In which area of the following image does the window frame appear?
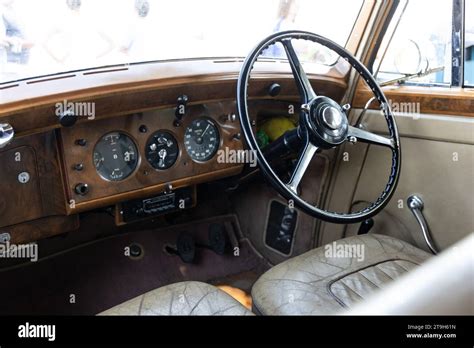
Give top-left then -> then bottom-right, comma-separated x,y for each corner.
452,0 -> 465,86
372,0 -> 472,88
463,0 -> 474,86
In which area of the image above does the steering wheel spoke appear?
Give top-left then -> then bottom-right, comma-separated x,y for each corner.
347,126 -> 395,149
281,38 -> 317,103
287,141 -> 318,194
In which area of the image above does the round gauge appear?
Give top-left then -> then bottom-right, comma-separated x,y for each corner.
93,132 -> 138,181
184,118 -> 220,162
145,131 -> 179,170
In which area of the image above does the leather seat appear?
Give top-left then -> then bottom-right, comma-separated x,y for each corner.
251,234 -> 431,315
100,281 -> 253,316
348,234 -> 474,315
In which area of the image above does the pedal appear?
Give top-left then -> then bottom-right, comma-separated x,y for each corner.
176,233 -> 196,263
208,223 -> 228,255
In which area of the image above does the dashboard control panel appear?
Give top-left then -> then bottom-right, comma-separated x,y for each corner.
59,101 -> 244,213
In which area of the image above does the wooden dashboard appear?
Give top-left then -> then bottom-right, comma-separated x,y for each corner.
0,59 -> 347,243
59,101 -> 244,214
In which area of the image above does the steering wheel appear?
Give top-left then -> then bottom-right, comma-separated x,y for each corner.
237,31 -> 401,224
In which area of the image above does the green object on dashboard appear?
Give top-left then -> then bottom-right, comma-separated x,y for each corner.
256,130 -> 270,148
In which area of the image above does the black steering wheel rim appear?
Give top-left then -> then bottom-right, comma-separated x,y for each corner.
237,30 -> 401,224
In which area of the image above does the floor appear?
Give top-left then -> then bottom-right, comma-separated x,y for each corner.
0,215 -> 269,315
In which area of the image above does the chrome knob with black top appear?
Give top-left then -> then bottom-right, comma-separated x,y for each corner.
75,183 -> 89,196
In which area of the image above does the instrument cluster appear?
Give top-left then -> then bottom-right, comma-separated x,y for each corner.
59,101 -> 244,211
91,117 -> 221,182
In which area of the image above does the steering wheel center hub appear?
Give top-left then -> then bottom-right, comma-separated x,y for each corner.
305,97 -> 349,149
322,106 -> 343,129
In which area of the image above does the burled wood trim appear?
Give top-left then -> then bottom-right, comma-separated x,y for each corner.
0,58 -> 347,135
3,215 -> 79,244
70,166 -> 241,214
353,85 -> 474,117
0,131 -> 67,228
0,75 -> 346,137
59,101 -> 245,213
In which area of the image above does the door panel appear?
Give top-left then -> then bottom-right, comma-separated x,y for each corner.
341,110 -> 473,251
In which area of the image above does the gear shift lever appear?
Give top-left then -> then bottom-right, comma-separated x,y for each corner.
407,195 -> 438,254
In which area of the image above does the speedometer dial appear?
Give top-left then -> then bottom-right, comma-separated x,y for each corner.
93,132 -> 138,181
184,118 -> 220,162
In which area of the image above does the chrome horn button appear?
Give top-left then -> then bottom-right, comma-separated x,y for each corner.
303,96 -> 349,149
321,106 -> 343,130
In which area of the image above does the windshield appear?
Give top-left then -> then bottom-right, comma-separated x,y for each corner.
0,0 -> 363,84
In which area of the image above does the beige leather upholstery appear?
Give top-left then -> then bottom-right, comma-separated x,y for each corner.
348,234 -> 474,315
100,281 -> 253,316
252,234 -> 431,315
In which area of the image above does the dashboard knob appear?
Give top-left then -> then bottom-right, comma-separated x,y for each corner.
59,110 -> 77,127
75,183 -> 89,196
73,163 -> 84,171
268,83 -> 281,97
174,95 -> 189,126
75,139 -> 87,146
